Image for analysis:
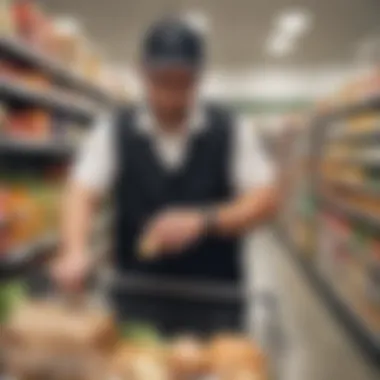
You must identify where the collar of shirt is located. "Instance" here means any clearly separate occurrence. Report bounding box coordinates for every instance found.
[135,101,207,138]
[133,102,206,169]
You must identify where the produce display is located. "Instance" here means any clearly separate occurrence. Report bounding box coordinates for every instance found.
[1,299,268,380]
[0,168,65,254]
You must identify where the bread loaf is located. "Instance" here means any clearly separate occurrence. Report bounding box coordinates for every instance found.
[207,334,267,377]
[167,335,207,379]
[109,343,168,380]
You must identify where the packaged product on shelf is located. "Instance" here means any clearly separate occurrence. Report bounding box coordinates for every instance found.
[0,0,15,36]
[18,68,51,89]
[11,0,41,45]
[367,239,380,307]
[5,108,52,140]
[78,42,102,83]
[0,102,8,135]
[7,182,44,247]
[0,187,12,254]
[51,17,85,70]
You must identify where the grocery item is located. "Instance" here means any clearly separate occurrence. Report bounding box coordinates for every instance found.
[5,299,117,350]
[11,0,41,44]
[4,299,117,380]
[51,17,85,70]
[5,108,52,139]
[167,335,207,378]
[0,281,26,324]
[0,0,15,35]
[121,321,162,344]
[207,334,267,378]
[110,344,168,380]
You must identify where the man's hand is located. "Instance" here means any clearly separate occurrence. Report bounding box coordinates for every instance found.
[50,250,91,292]
[139,209,207,259]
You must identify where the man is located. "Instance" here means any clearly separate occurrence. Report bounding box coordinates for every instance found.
[52,17,277,334]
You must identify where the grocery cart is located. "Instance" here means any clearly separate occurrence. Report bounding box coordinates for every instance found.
[96,270,286,380]
[1,244,286,380]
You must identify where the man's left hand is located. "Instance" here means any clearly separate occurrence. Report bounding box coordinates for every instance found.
[139,209,207,259]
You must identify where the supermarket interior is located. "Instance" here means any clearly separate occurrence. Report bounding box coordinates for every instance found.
[1,0,380,380]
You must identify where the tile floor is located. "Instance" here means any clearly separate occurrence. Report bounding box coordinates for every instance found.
[247,228,379,380]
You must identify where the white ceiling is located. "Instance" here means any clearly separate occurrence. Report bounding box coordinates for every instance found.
[39,0,380,69]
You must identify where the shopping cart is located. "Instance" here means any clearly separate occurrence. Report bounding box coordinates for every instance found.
[97,270,286,380]
[3,245,286,380]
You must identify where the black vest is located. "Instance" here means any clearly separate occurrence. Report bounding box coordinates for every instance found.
[113,105,240,283]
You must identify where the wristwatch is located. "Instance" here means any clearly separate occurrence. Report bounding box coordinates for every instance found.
[202,207,219,236]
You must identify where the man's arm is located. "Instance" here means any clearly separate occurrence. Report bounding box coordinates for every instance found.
[60,180,99,257]
[52,114,115,291]
[217,115,278,235]
[139,116,278,257]
[212,185,278,237]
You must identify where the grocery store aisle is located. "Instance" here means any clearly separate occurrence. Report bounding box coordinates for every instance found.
[246,227,379,380]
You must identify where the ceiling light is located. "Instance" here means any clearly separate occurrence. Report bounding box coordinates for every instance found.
[183,11,209,35]
[267,33,294,57]
[277,9,312,37]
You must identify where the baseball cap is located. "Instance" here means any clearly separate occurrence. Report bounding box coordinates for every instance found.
[142,17,205,70]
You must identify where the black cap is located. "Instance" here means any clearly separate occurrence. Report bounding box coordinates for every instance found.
[142,18,205,70]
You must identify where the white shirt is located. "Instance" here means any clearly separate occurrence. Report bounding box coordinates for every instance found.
[71,106,275,194]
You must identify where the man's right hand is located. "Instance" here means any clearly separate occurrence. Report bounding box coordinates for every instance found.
[50,251,91,292]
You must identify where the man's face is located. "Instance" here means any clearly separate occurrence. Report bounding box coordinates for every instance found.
[143,66,199,122]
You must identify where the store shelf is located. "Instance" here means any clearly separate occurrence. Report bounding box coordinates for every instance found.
[0,210,112,280]
[0,78,96,121]
[0,232,58,279]
[320,196,380,229]
[325,152,380,167]
[0,37,114,104]
[0,137,75,158]
[275,225,380,363]
[328,128,380,144]
[327,180,380,197]
[325,93,380,121]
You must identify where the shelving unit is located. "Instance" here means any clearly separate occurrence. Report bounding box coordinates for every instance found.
[323,93,380,121]
[0,78,97,122]
[0,37,114,105]
[326,179,380,197]
[0,232,58,279]
[0,210,113,281]
[278,93,380,363]
[0,28,115,280]
[0,138,75,158]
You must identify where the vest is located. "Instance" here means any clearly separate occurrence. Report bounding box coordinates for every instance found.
[112,105,241,283]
